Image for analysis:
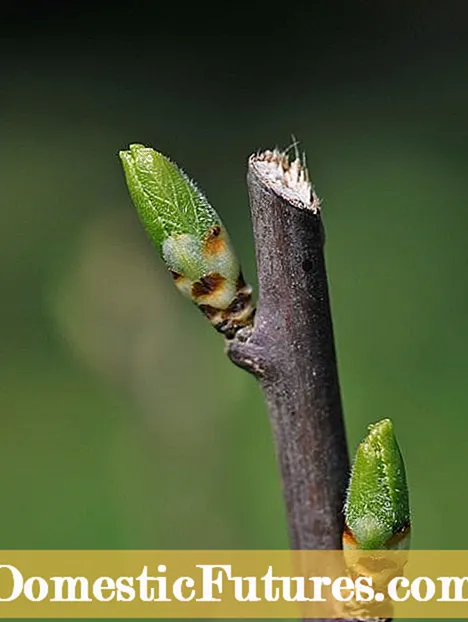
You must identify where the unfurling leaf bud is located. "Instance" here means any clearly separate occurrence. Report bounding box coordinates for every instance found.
[344,418,410,550]
[119,144,254,339]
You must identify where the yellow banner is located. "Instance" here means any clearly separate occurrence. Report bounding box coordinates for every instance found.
[0,550,466,617]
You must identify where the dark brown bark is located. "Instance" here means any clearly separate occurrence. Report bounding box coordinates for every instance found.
[229,152,349,552]
[228,150,370,622]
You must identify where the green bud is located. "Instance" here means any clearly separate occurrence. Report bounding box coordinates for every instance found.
[344,419,410,550]
[119,144,254,339]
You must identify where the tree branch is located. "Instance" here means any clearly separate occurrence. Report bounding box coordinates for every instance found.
[227,149,393,622]
[228,148,350,552]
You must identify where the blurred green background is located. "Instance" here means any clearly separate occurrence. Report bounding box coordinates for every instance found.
[1,2,468,613]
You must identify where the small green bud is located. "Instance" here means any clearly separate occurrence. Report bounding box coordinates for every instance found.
[344,419,410,550]
[119,144,254,338]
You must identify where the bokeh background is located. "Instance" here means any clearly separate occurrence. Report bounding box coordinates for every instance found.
[1,2,468,619]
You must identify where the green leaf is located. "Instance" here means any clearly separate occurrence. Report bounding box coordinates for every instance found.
[344,418,410,550]
[119,144,219,252]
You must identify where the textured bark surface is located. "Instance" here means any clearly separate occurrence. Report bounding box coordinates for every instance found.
[228,151,371,622]
[229,154,350,551]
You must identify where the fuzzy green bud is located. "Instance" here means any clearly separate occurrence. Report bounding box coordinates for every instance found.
[344,419,410,550]
[119,144,254,338]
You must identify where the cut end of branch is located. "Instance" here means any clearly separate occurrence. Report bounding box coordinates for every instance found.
[250,148,320,212]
